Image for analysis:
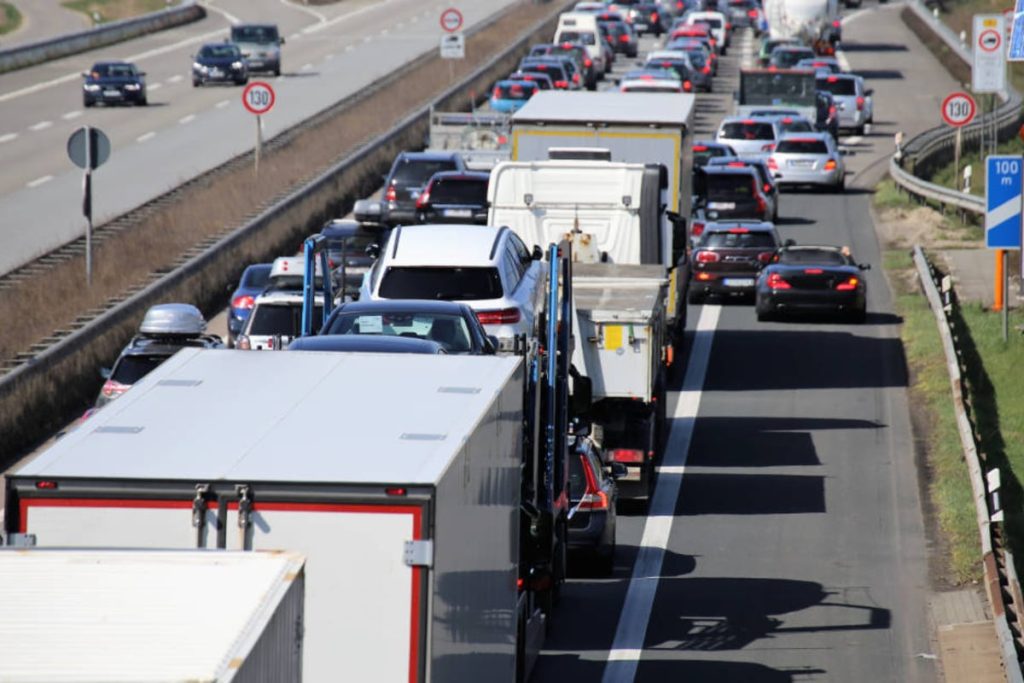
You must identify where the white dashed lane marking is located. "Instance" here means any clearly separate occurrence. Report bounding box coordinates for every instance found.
[27,175,53,188]
[29,121,52,131]
[137,132,156,143]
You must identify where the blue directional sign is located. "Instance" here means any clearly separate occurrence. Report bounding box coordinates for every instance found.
[1011,0,1024,60]
[986,155,1022,249]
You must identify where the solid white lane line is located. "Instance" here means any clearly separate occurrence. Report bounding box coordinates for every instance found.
[62,110,83,120]
[216,99,230,108]
[202,1,240,24]
[148,83,163,91]
[282,0,327,23]
[136,131,156,143]
[325,53,335,60]
[27,175,54,188]
[179,114,196,124]
[0,133,17,143]
[29,121,52,132]
[167,75,184,84]
[601,304,721,683]
[303,0,397,35]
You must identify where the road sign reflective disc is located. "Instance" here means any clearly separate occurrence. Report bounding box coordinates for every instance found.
[940,92,976,127]
[242,81,276,115]
[440,7,463,33]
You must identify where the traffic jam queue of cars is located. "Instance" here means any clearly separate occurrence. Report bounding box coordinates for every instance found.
[26,2,873,680]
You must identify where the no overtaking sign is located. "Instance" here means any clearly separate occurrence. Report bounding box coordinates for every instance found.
[973,14,1007,93]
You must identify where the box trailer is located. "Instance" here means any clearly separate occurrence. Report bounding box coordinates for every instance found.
[0,549,304,682]
[6,349,529,683]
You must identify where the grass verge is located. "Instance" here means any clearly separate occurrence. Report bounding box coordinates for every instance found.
[0,1,22,35]
[884,247,981,583]
[928,136,1024,198]
[61,0,179,24]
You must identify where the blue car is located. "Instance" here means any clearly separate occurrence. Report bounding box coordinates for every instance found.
[489,79,538,113]
[228,263,272,346]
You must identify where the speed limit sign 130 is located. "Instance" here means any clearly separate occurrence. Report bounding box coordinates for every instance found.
[242,81,276,115]
[940,91,976,127]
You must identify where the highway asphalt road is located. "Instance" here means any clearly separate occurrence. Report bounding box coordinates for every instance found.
[530,4,948,682]
[0,0,520,276]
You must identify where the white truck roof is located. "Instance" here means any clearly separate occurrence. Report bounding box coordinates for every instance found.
[511,91,695,128]
[0,549,303,682]
[20,349,522,485]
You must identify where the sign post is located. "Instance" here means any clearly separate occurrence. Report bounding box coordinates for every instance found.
[242,81,276,176]
[67,126,110,286]
[439,8,464,83]
[985,155,1022,338]
[941,92,977,181]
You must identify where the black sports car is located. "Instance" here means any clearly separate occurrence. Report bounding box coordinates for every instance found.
[755,245,870,322]
[192,43,249,86]
[82,61,147,107]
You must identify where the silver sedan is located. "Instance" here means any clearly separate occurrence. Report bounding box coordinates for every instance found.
[768,132,845,192]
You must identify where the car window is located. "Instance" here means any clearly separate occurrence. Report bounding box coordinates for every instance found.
[700,231,778,248]
[430,177,488,205]
[705,173,756,199]
[493,82,536,101]
[378,267,504,300]
[390,159,457,188]
[776,139,829,154]
[248,303,320,336]
[777,249,848,265]
[817,78,857,96]
[111,354,165,384]
[231,25,279,43]
[559,30,596,45]
[510,233,532,263]
[325,312,472,352]
[568,453,588,501]
[694,145,730,166]
[503,245,523,288]
[200,45,239,58]
[720,122,775,140]
[241,266,272,289]
[779,119,814,133]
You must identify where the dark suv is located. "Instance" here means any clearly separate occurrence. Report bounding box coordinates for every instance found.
[695,165,773,222]
[688,221,784,303]
[382,151,465,227]
[415,171,490,225]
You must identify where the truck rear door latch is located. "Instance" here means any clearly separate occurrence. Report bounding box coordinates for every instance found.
[404,540,433,568]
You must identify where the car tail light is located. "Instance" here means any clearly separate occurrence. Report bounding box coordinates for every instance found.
[651,12,659,21]
[231,294,255,310]
[693,145,708,152]
[824,159,837,171]
[237,335,251,350]
[492,86,501,99]
[100,379,129,399]
[702,64,711,75]
[726,162,745,167]
[767,157,778,171]
[826,75,838,83]
[832,19,840,27]
[766,272,791,290]
[856,96,865,111]
[476,307,521,325]
[836,276,859,291]
[754,183,767,214]
[554,80,569,89]
[677,0,684,8]
[683,80,693,92]
[584,57,592,68]
[609,448,645,463]
[577,456,610,510]
[829,105,837,117]
[763,182,773,193]
[804,268,824,274]
[573,73,581,84]
[726,22,732,30]
[415,187,431,209]
[757,251,774,264]
[747,8,758,17]
[619,34,630,42]
[384,184,397,202]
[696,250,719,263]
[761,143,775,152]
[691,221,705,237]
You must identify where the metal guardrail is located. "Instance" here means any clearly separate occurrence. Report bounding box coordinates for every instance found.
[914,246,1024,681]
[0,1,573,461]
[0,0,205,74]
[891,0,1023,214]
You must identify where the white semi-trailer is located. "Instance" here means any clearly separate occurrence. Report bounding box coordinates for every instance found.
[763,0,840,48]
[0,549,305,683]
[5,350,548,683]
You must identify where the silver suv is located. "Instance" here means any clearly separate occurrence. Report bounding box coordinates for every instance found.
[230,23,284,76]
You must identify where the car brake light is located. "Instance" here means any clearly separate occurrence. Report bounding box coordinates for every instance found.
[684,80,693,92]
[35,480,58,490]
[577,456,610,510]
[856,96,865,111]
[832,19,840,27]
[691,221,705,237]
[824,159,837,171]
[767,156,778,170]
[757,251,774,263]
[476,308,521,325]
[492,86,501,98]
[619,34,629,42]
[754,182,767,213]
[554,80,568,88]
[748,9,757,17]
[728,227,750,234]
[763,183,772,193]
[100,379,129,398]
[829,105,837,116]
[584,57,592,67]
[761,143,775,152]
[726,161,745,167]
[415,187,431,209]
[766,272,791,289]
[836,276,859,291]
[826,75,838,83]
[609,448,645,463]
[231,294,255,310]
[651,12,659,21]
[804,268,824,274]
[384,184,397,202]
[693,145,708,152]
[696,250,719,263]
[702,64,711,74]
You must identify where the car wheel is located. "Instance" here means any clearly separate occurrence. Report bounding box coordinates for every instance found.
[273,65,281,77]
[854,124,865,136]
[595,543,615,577]
[835,176,846,193]
[83,97,94,108]
[192,78,201,87]
[849,307,866,324]
[137,97,148,107]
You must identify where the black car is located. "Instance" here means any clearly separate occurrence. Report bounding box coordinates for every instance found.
[518,58,574,89]
[318,300,498,354]
[528,43,596,89]
[382,151,465,227]
[755,245,869,322]
[630,3,669,36]
[192,42,249,86]
[689,221,783,303]
[694,165,773,222]
[318,219,383,300]
[81,61,147,107]
[644,54,695,88]
[415,171,490,225]
[568,434,625,575]
[707,156,780,221]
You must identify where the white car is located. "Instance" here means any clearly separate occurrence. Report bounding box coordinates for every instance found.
[684,11,729,54]
[715,116,784,157]
[236,289,324,351]
[359,224,544,347]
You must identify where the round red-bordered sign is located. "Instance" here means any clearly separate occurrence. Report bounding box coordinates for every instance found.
[242,81,276,115]
[941,91,976,127]
[440,7,463,33]
[978,28,1002,52]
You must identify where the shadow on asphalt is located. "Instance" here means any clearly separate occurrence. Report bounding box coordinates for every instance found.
[534,655,815,682]
[703,330,909,390]
[850,69,904,79]
[839,42,909,52]
[676,473,825,515]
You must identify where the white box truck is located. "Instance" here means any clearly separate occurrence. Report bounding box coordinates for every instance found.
[5,350,535,683]
[0,549,304,682]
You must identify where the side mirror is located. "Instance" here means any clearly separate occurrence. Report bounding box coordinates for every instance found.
[859,263,871,271]
[365,243,381,259]
[784,238,796,247]
[99,368,112,380]
[865,88,874,96]
[532,244,543,260]
[570,417,591,437]
[571,374,593,414]
[138,71,147,77]
[609,462,629,479]
[485,335,500,354]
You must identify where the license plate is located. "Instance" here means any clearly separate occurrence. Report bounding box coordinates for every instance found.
[723,278,755,287]
[708,202,735,210]
[790,159,814,167]
[103,89,120,97]
[635,22,649,28]
[620,468,642,482]
[443,208,473,217]
[210,68,223,77]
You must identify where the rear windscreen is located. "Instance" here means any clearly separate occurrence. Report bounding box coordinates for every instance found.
[248,303,321,336]
[231,25,279,43]
[240,266,271,289]
[700,231,777,248]
[706,173,755,199]
[776,139,828,154]
[494,82,535,100]
[429,178,488,205]
[779,120,813,133]
[773,50,813,68]
[694,147,730,166]
[391,159,457,188]
[817,78,857,96]
[558,30,596,46]
[693,17,722,28]
[111,355,165,384]
[778,249,847,265]
[521,62,567,81]
[379,267,503,300]
[720,122,775,140]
